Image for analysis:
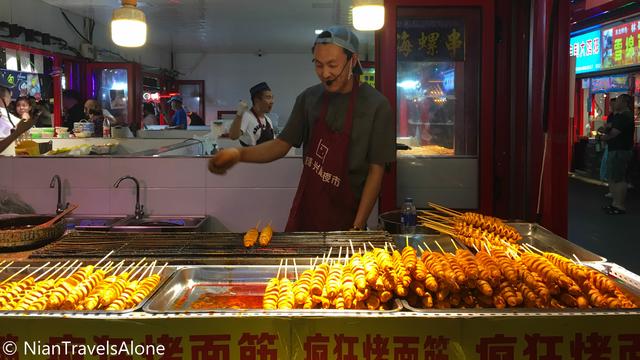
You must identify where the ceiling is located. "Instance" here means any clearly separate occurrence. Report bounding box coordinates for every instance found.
[40,0,374,54]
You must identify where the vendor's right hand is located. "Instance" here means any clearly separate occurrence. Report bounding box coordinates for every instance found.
[208,148,241,175]
[236,100,249,116]
[15,118,35,134]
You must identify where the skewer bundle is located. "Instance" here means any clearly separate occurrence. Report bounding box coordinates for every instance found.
[403,241,636,310]
[419,202,522,250]
[0,254,166,312]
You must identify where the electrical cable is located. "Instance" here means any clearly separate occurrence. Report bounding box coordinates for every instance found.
[60,9,91,44]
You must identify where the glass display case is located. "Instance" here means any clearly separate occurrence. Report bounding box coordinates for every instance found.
[395,8,481,209]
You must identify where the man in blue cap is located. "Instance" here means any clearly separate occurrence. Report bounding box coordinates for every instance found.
[166,95,187,129]
[208,26,394,231]
[229,81,275,146]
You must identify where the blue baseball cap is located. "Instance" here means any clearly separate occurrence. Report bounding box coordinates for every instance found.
[314,26,364,73]
[167,95,183,104]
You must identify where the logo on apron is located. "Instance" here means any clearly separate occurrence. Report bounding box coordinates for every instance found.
[316,139,329,164]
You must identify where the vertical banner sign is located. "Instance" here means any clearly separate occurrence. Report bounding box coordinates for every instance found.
[396,19,465,61]
[569,29,602,74]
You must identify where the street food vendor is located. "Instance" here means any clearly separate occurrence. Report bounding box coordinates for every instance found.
[208,26,395,231]
[229,82,275,146]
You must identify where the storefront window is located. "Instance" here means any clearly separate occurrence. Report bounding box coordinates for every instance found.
[396,8,481,208]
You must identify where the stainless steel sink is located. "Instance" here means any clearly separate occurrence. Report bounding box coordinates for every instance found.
[65,216,126,231]
[110,216,208,232]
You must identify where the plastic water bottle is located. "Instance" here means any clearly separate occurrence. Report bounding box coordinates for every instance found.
[400,197,417,234]
[102,117,111,138]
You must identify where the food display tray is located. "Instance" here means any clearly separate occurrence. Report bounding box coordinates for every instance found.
[0,265,176,314]
[393,222,606,262]
[144,265,403,313]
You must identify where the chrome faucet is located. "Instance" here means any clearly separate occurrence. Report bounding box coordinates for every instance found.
[49,175,68,214]
[114,175,145,220]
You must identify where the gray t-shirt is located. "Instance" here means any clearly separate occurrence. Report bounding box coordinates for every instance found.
[279,82,395,201]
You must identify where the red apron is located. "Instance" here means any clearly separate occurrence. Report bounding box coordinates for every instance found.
[285,81,359,232]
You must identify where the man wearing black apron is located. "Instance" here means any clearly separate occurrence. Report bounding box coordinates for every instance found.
[209,27,395,231]
[229,82,275,147]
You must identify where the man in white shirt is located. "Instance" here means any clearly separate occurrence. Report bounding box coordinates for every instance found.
[0,85,20,138]
[228,82,275,146]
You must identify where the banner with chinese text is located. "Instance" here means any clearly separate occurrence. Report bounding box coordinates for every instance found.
[602,19,640,70]
[396,19,465,62]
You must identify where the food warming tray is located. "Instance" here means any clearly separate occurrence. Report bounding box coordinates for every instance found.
[0,264,176,314]
[144,265,403,313]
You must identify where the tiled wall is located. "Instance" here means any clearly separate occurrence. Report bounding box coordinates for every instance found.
[0,157,380,231]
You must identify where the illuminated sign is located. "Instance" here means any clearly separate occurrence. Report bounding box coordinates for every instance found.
[602,19,640,69]
[570,29,602,74]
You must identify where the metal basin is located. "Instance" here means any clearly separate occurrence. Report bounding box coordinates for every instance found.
[65,216,126,231]
[111,216,208,232]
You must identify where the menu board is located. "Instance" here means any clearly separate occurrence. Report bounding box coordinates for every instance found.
[602,19,640,69]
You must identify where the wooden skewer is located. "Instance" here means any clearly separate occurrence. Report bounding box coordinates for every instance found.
[405,235,410,248]
[525,242,545,255]
[472,243,480,253]
[156,262,169,275]
[43,260,71,281]
[138,262,154,280]
[434,240,446,253]
[0,260,4,268]
[129,263,147,281]
[422,242,433,253]
[450,238,459,251]
[483,243,492,256]
[312,256,319,269]
[276,259,283,279]
[344,248,349,265]
[0,261,14,275]
[56,261,80,281]
[349,239,355,256]
[34,261,61,282]
[293,258,298,280]
[362,242,367,252]
[572,254,583,265]
[428,202,463,216]
[326,247,333,261]
[417,244,425,254]
[284,259,288,280]
[368,241,376,250]
[338,247,342,262]
[13,262,49,284]
[0,264,30,285]
[94,250,115,268]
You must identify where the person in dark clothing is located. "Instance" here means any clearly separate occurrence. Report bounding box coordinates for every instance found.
[600,93,635,214]
[62,90,85,132]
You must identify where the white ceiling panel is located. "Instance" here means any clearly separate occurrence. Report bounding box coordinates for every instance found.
[39,0,374,54]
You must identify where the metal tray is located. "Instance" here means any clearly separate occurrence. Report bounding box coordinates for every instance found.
[394,223,606,262]
[144,265,403,313]
[509,223,606,262]
[0,265,176,314]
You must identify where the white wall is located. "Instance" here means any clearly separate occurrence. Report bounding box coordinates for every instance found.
[0,0,171,68]
[175,53,319,127]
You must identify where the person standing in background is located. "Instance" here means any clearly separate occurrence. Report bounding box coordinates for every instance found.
[600,94,635,214]
[165,96,187,129]
[0,85,21,137]
[62,90,85,132]
[142,102,158,127]
[229,82,275,146]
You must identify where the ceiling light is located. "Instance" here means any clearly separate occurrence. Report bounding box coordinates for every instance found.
[111,0,147,47]
[352,0,385,31]
[315,29,323,35]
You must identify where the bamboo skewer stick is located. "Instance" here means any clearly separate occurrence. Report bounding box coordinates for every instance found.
[44,260,70,281]
[422,242,433,253]
[450,238,459,251]
[472,244,480,253]
[34,262,60,282]
[94,250,115,268]
[284,259,288,280]
[276,259,283,279]
[434,241,446,254]
[349,240,356,256]
[0,261,14,275]
[0,264,30,285]
[293,259,298,280]
[524,243,545,255]
[428,202,463,216]
[483,243,492,256]
[572,254,583,265]
[156,262,169,275]
[417,245,425,254]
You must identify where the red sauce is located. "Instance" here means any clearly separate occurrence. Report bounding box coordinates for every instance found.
[172,283,267,310]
